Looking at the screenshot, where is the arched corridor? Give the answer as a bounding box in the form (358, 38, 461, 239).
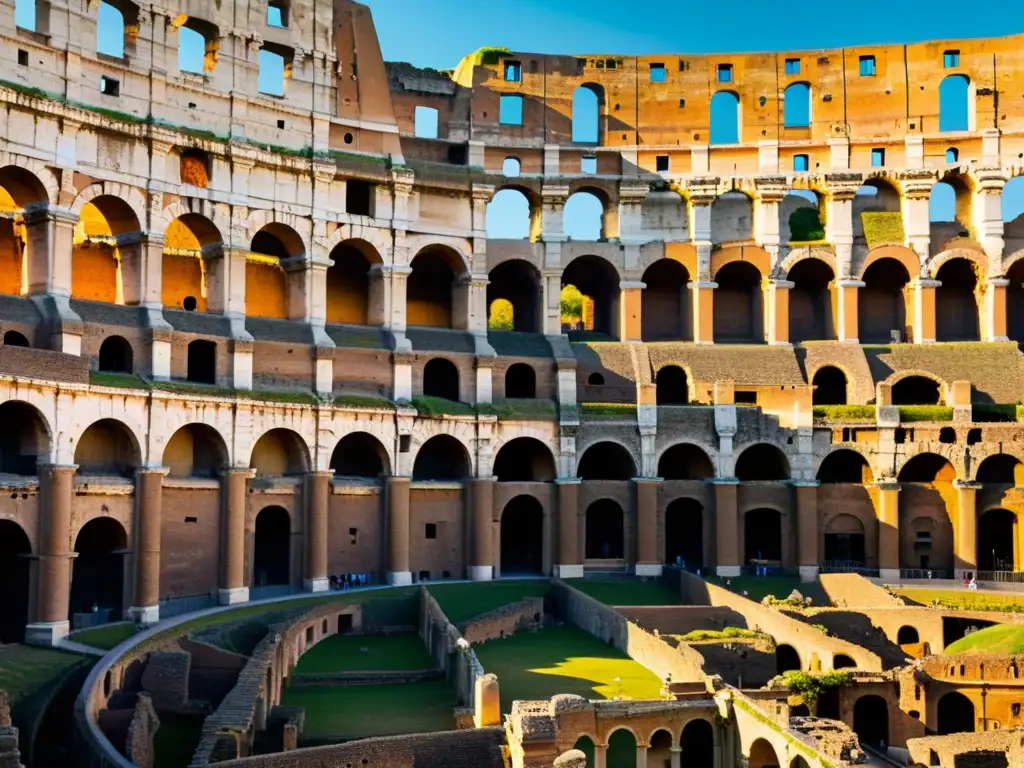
(407, 246, 465, 328)
(488, 259, 541, 332)
(250, 429, 310, 477)
(898, 453, 956, 572)
(606, 729, 636, 768)
(859, 258, 910, 343)
(937, 691, 975, 735)
(578, 442, 636, 481)
(423, 358, 460, 401)
(823, 514, 866, 566)
(0, 401, 49, 476)
(977, 509, 1016, 571)
(658, 444, 714, 480)
(413, 435, 471, 481)
(745, 509, 783, 565)
(655, 365, 689, 405)
(162, 212, 222, 312)
(585, 500, 624, 560)
(853, 695, 889, 747)
(892, 376, 941, 405)
(665, 498, 704, 569)
(70, 517, 128, 621)
(747, 737, 782, 768)
(811, 366, 847, 406)
(641, 259, 691, 341)
(330, 432, 389, 479)
(164, 424, 228, 479)
(935, 258, 980, 341)
(562, 256, 620, 338)
(680, 719, 714, 767)
(0, 521, 30, 643)
(326, 239, 380, 325)
(74, 419, 140, 477)
(713, 261, 763, 343)
(500, 496, 544, 575)
(493, 438, 556, 482)
(788, 258, 835, 342)
(253, 506, 291, 587)
(735, 444, 790, 481)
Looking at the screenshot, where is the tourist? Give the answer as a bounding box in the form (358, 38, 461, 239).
(969, 576, 978, 591)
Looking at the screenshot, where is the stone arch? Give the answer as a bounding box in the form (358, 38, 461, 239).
(98, 335, 134, 374)
(665, 497, 705, 570)
(711, 190, 756, 246)
(423, 357, 460, 401)
(747, 737, 782, 768)
(816, 448, 873, 484)
(934, 257, 981, 341)
(253, 505, 291, 588)
(561, 255, 621, 338)
(605, 726, 638, 767)
(504, 362, 537, 398)
(776, 248, 838, 280)
(658, 443, 715, 480)
(162, 423, 229, 478)
(408, 244, 470, 329)
(811, 364, 847, 405)
(776, 644, 801, 674)
(856, 245, 921, 281)
(577, 441, 638, 480)
(500, 495, 544, 575)
(160, 208, 225, 312)
(937, 691, 975, 735)
(888, 372, 946, 405)
(71, 516, 129, 621)
(572, 83, 604, 143)
(246, 211, 311, 256)
(72, 193, 145, 304)
(322, 223, 393, 260)
(897, 625, 920, 645)
(493, 437, 556, 482)
(788, 257, 836, 341)
(974, 453, 1024, 484)
(0, 162, 59, 209)
(859, 253, 914, 343)
(488, 258, 541, 333)
(648, 729, 674, 766)
(159, 199, 231, 245)
(248, 222, 304, 319)
(0, 520, 31, 643)
(710, 245, 770, 278)
(249, 428, 311, 477)
(853, 695, 889, 748)
(70, 182, 148, 233)
(734, 443, 790, 481)
(679, 718, 714, 768)
(326, 237, 383, 325)
(329, 431, 390, 479)
(412, 434, 471, 481)
(0, 400, 52, 474)
(823, 513, 867, 565)
(926, 247, 989, 280)
(74, 418, 142, 477)
(585, 499, 625, 560)
(486, 186, 540, 241)
(978, 508, 1017, 571)
(655, 364, 689, 405)
(642, 258, 692, 341)
(897, 452, 957, 483)
(713, 259, 764, 343)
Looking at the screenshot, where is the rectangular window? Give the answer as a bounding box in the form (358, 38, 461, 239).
(717, 63, 733, 83)
(414, 105, 439, 139)
(99, 76, 120, 96)
(785, 58, 801, 75)
(650, 63, 666, 82)
(504, 60, 522, 82)
(943, 50, 960, 68)
(1014, 703, 1021, 717)
(656, 154, 670, 172)
(349, 527, 358, 544)
(267, 1, 287, 27)
(871, 147, 886, 167)
(499, 94, 523, 125)
(793, 154, 809, 172)
(581, 156, 597, 175)
(735, 391, 757, 405)
(859, 55, 876, 76)
(258, 48, 286, 96)
(425, 523, 437, 540)
(18, 50, 28, 67)
(346, 180, 374, 217)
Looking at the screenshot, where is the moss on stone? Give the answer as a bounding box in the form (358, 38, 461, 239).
(897, 405, 953, 422)
(861, 212, 905, 249)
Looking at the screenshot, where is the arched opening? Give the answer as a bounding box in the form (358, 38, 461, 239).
(504, 363, 536, 399)
(823, 514, 866, 566)
(572, 85, 602, 144)
(938, 75, 971, 132)
(500, 496, 544, 575)
(412, 435, 470, 481)
(897, 625, 920, 645)
(0, 521, 30, 643)
(488, 259, 540, 332)
(711, 192, 754, 244)
(746, 509, 782, 565)
(790, 757, 811, 768)
(748, 739, 781, 768)
(577, 442, 637, 481)
(0, 401, 49, 476)
(898, 453, 955, 483)
(326, 240, 380, 325)
(736, 444, 790, 481)
(248, 224, 302, 319)
(493, 438, 556, 482)
(561, 255, 620, 337)
(585, 500, 624, 560)
(649, 729, 673, 768)
(929, 175, 975, 246)
(186, 339, 217, 384)
(783, 82, 811, 128)
(833, 654, 856, 669)
(656, 365, 689, 405)
(782, 192, 825, 244)
(3, 331, 29, 347)
(1007, 259, 1024, 345)
(817, 450, 872, 484)
(70, 517, 128, 621)
(177, 18, 219, 75)
(486, 188, 534, 240)
(935, 258, 980, 341)
(330, 432, 389, 479)
(789, 259, 835, 341)
(408, 246, 465, 328)
(665, 498, 704, 570)
(98, 335, 134, 374)
(812, 366, 847, 406)
(976, 454, 1023, 485)
(713, 262, 763, 343)
(937, 691, 975, 735)
(978, 509, 1016, 571)
(776, 644, 801, 674)
(253, 506, 290, 587)
(938, 427, 956, 444)
(658, 444, 714, 481)
(563, 191, 606, 241)
(74, 419, 139, 477)
(641, 259, 691, 341)
(72, 195, 141, 305)
(859, 258, 910, 343)
(606, 729, 636, 768)
(680, 719, 714, 768)
(853, 695, 889, 747)
(163, 424, 227, 479)
(162, 213, 222, 313)
(422, 358, 460, 402)
(572, 736, 595, 768)
(0, 167, 48, 297)
(710, 91, 740, 145)
(899, 454, 956, 572)
(250, 428, 309, 477)
(891, 376, 941, 405)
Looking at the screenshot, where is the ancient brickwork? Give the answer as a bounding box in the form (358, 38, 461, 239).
(459, 596, 545, 644)
(418, 587, 485, 708)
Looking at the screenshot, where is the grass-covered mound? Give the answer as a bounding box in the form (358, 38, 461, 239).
(473, 625, 664, 712)
(570, 578, 680, 606)
(292, 633, 433, 675)
(944, 625, 1024, 655)
(428, 580, 550, 624)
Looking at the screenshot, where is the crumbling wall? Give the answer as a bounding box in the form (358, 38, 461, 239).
(140, 651, 191, 712)
(419, 587, 485, 708)
(124, 693, 160, 768)
(908, 730, 1023, 768)
(460, 597, 545, 644)
(0, 692, 23, 768)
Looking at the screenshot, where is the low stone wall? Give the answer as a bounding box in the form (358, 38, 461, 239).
(459, 597, 545, 644)
(616, 605, 747, 636)
(907, 730, 1023, 768)
(418, 587, 485, 709)
(289, 669, 442, 686)
(819, 573, 904, 607)
(124, 694, 159, 768)
(920, 652, 1024, 682)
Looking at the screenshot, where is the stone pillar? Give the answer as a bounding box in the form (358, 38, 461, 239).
(619, 281, 644, 342)
(753, 181, 783, 260)
(555, 479, 582, 578)
(955, 481, 980, 579)
(219, 469, 252, 605)
(836, 279, 864, 343)
(470, 477, 495, 581)
(973, 169, 1006, 263)
(691, 281, 716, 344)
(594, 744, 607, 768)
(911, 278, 939, 344)
(901, 179, 932, 261)
(634, 478, 661, 576)
(669, 746, 682, 768)
(473, 673, 501, 727)
(303, 471, 332, 592)
(540, 184, 569, 241)
(26, 465, 75, 645)
(635, 745, 648, 767)
(24, 206, 77, 297)
(984, 278, 1010, 342)
(766, 279, 793, 346)
(387, 477, 412, 585)
(713, 479, 740, 577)
(824, 176, 858, 277)
(205, 245, 248, 318)
(131, 469, 164, 625)
(794, 480, 820, 583)
(875, 482, 901, 582)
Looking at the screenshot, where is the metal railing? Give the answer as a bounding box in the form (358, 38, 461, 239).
(820, 561, 880, 577)
(899, 568, 954, 580)
(975, 570, 1024, 584)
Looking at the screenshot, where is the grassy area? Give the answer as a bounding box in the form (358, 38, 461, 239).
(68, 622, 139, 650)
(281, 679, 457, 741)
(570, 578, 680, 606)
(153, 713, 205, 768)
(708, 576, 830, 606)
(292, 634, 433, 674)
(473, 625, 664, 712)
(944, 625, 1024, 655)
(893, 588, 1024, 613)
(675, 627, 765, 642)
(429, 580, 551, 624)
(0, 645, 91, 705)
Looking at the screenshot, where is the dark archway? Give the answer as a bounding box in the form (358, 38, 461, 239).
(186, 339, 217, 384)
(408, 246, 463, 328)
(412, 435, 471, 481)
(642, 259, 691, 341)
(577, 442, 636, 481)
(859, 258, 910, 343)
(665, 498, 704, 570)
(898, 453, 955, 483)
(776, 644, 801, 674)
(3, 330, 29, 347)
(680, 719, 714, 768)
(823, 514, 866, 565)
(500, 496, 544, 575)
(937, 691, 975, 735)
(74, 419, 140, 477)
(163, 424, 228, 479)
(562, 255, 620, 338)
(0, 521, 30, 643)
(891, 376, 941, 405)
(658, 443, 714, 480)
(606, 729, 636, 768)
(976, 455, 1022, 485)
(833, 654, 856, 669)
(714, 261, 763, 343)
(98, 335, 134, 373)
(897, 625, 920, 645)
(748, 738, 781, 768)
(789, 259, 835, 341)
(330, 432, 389, 479)
(488, 259, 540, 332)
(736, 444, 790, 481)
(649, 729, 673, 768)
(572, 736, 595, 768)
(493, 438, 556, 482)
(812, 366, 847, 406)
(504, 363, 536, 399)
(978, 509, 1016, 571)
(746, 509, 782, 564)
(253, 506, 290, 587)
(423, 358, 460, 401)
(936, 258, 980, 341)
(585, 500, 624, 560)
(656, 365, 689, 405)
(250, 428, 310, 477)
(326, 240, 379, 325)
(1008, 260, 1024, 344)
(0, 401, 49, 475)
(70, 517, 128, 621)
(853, 695, 889, 747)
(817, 450, 872, 484)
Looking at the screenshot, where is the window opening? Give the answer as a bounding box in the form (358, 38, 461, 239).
(859, 56, 876, 76)
(717, 64, 733, 83)
(414, 106, 439, 139)
(504, 60, 522, 82)
(656, 155, 669, 172)
(943, 50, 960, 68)
(650, 63, 666, 83)
(871, 148, 886, 167)
(499, 95, 523, 125)
(581, 156, 597, 174)
(785, 58, 801, 75)
(794, 154, 809, 172)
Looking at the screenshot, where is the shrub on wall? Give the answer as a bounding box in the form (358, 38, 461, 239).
(812, 405, 876, 422)
(861, 212, 905, 249)
(788, 207, 826, 242)
(897, 405, 953, 422)
(972, 403, 1020, 423)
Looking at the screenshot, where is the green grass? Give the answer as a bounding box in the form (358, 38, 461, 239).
(411, 395, 477, 418)
(0, 645, 91, 705)
(944, 625, 1024, 655)
(570, 578, 680, 606)
(893, 588, 1024, 613)
(153, 713, 205, 768)
(333, 393, 395, 410)
(89, 371, 150, 390)
(708, 576, 830, 606)
(580, 403, 638, 420)
(292, 634, 433, 675)
(429, 580, 551, 624)
(897, 405, 954, 423)
(281, 679, 457, 741)
(473, 625, 664, 713)
(68, 622, 139, 650)
(675, 627, 765, 642)
(487, 398, 559, 421)
(972, 404, 1021, 423)
(812, 405, 877, 422)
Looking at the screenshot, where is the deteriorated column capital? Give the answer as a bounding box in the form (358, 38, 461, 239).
(972, 167, 1008, 193)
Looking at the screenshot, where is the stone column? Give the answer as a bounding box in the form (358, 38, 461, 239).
(901, 182, 932, 262)
(555, 479, 582, 578)
(955, 481, 980, 579)
(619, 281, 644, 342)
(824, 179, 857, 278)
(911, 278, 940, 344)
(470, 477, 495, 581)
(972, 169, 1006, 263)
(836, 279, 864, 343)
(220, 468, 252, 605)
(205, 245, 248, 318)
(131, 469, 165, 625)
(24, 205, 77, 298)
(766, 280, 793, 345)
(983, 278, 1010, 342)
(875, 482, 901, 582)
(26, 465, 76, 645)
(635, 744, 648, 767)
(540, 184, 569, 241)
(594, 744, 607, 768)
(753, 181, 783, 261)
(669, 746, 682, 768)
(387, 477, 412, 585)
(690, 281, 716, 344)
(634, 478, 661, 576)
(794, 480, 820, 583)
(712, 479, 740, 577)
(303, 471, 332, 592)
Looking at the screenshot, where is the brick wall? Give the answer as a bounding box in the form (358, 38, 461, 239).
(460, 597, 545, 644)
(0, 346, 89, 383)
(418, 587, 482, 708)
